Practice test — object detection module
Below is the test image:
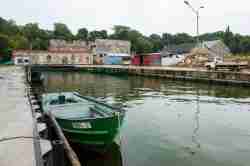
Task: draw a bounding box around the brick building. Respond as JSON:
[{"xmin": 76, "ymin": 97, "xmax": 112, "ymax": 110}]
[{"xmin": 13, "ymin": 40, "xmax": 92, "ymax": 65}]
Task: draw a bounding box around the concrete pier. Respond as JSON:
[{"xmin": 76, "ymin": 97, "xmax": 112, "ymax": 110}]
[{"xmin": 0, "ymin": 66, "xmax": 38, "ymax": 166}]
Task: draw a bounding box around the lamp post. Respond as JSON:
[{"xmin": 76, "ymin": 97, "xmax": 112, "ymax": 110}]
[{"xmin": 184, "ymin": 1, "xmax": 204, "ymax": 46}]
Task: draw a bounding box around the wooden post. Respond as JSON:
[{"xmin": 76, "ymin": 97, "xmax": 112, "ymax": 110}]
[
  {"xmin": 45, "ymin": 111, "xmax": 82, "ymax": 166},
  {"xmin": 52, "ymin": 140, "xmax": 65, "ymax": 166}
]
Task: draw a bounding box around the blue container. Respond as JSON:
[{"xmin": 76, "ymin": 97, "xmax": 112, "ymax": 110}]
[{"xmin": 103, "ymin": 56, "xmax": 123, "ymax": 65}]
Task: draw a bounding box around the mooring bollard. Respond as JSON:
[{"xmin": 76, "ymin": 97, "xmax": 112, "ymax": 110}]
[
  {"xmin": 46, "ymin": 118, "xmax": 54, "ymax": 140},
  {"xmin": 52, "ymin": 140, "xmax": 64, "ymax": 166}
]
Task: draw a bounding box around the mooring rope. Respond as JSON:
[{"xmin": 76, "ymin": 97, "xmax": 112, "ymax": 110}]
[{"xmin": 0, "ymin": 136, "xmax": 41, "ymax": 143}]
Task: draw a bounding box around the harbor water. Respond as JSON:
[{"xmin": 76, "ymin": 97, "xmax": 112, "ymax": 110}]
[{"xmin": 41, "ymin": 71, "xmax": 250, "ymax": 166}]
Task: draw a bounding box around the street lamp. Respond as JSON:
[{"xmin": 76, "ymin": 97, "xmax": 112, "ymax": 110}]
[{"xmin": 184, "ymin": 1, "xmax": 204, "ymax": 46}]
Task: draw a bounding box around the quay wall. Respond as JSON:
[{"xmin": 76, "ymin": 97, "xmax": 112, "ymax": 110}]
[{"xmin": 30, "ymin": 65, "xmax": 250, "ymax": 86}]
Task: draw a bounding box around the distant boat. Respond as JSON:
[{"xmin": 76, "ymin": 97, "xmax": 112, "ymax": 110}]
[{"xmin": 42, "ymin": 92, "xmax": 126, "ymax": 147}]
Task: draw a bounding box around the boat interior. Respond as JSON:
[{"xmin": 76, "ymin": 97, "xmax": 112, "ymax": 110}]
[
  {"xmin": 43, "ymin": 93, "xmax": 116, "ymax": 119},
  {"xmin": 49, "ymin": 95, "xmax": 79, "ymax": 105}
]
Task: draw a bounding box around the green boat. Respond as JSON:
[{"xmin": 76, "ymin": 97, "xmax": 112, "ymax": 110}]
[{"xmin": 42, "ymin": 92, "xmax": 126, "ymax": 147}]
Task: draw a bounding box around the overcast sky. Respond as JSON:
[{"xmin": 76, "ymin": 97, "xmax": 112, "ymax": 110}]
[{"xmin": 1, "ymin": 0, "xmax": 250, "ymax": 36}]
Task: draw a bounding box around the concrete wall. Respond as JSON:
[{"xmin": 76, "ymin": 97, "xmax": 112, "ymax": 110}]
[
  {"xmin": 95, "ymin": 39, "xmax": 131, "ymax": 54},
  {"xmin": 49, "ymin": 39, "xmax": 90, "ymax": 52}
]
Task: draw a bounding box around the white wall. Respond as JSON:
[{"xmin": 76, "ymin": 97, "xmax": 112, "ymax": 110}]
[{"xmin": 162, "ymin": 54, "xmax": 186, "ymax": 66}]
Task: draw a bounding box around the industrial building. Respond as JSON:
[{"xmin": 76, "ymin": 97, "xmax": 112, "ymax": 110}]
[{"xmin": 92, "ymin": 39, "xmax": 131, "ymax": 65}]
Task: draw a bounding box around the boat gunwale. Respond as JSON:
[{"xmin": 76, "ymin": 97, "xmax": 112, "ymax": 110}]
[
  {"xmin": 53, "ymin": 111, "xmax": 125, "ymax": 121},
  {"xmin": 42, "ymin": 91, "xmax": 126, "ymax": 121},
  {"xmin": 73, "ymin": 92, "xmax": 126, "ymax": 113}
]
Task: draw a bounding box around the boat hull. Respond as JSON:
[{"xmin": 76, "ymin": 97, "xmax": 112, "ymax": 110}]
[{"xmin": 56, "ymin": 114, "xmax": 125, "ymax": 146}]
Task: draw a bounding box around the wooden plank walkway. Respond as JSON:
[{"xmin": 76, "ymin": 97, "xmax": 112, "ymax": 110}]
[{"xmin": 0, "ymin": 66, "xmax": 36, "ymax": 166}]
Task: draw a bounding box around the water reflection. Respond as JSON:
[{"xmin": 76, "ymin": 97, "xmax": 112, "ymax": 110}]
[
  {"xmin": 40, "ymin": 71, "xmax": 250, "ymax": 166},
  {"xmin": 72, "ymin": 143, "xmax": 123, "ymax": 166},
  {"xmin": 192, "ymin": 89, "xmax": 201, "ymax": 151},
  {"xmin": 42, "ymin": 71, "xmax": 250, "ymax": 101}
]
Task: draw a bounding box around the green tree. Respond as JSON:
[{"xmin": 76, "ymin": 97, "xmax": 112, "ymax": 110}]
[
  {"xmin": 149, "ymin": 34, "xmax": 163, "ymax": 52},
  {"xmin": 0, "ymin": 34, "xmax": 9, "ymax": 52},
  {"xmin": 199, "ymin": 31, "xmax": 224, "ymax": 42},
  {"xmin": 162, "ymin": 33, "xmax": 195, "ymax": 46},
  {"xmin": 224, "ymin": 26, "xmax": 233, "ymax": 44},
  {"xmin": 0, "ymin": 17, "xmax": 8, "ymax": 33},
  {"xmin": 162, "ymin": 33, "xmax": 174, "ymax": 47},
  {"xmin": 232, "ymin": 34, "xmax": 242, "ymax": 53},
  {"xmin": 0, "ymin": 34, "xmax": 11, "ymax": 61},
  {"xmin": 76, "ymin": 28, "xmax": 88, "ymax": 40},
  {"xmin": 173, "ymin": 33, "xmax": 195, "ymax": 44},
  {"xmin": 38, "ymin": 30, "xmax": 53, "ymax": 50},
  {"xmin": 0, "ymin": 18, "xmax": 19, "ymax": 36},
  {"xmin": 136, "ymin": 36, "xmax": 153, "ymax": 53},
  {"xmin": 240, "ymin": 37, "xmax": 250, "ymax": 53},
  {"xmin": 88, "ymin": 30, "xmax": 108, "ymax": 41},
  {"xmin": 99, "ymin": 30, "xmax": 108, "ymax": 39},
  {"xmin": 110, "ymin": 26, "xmax": 154, "ymax": 53},
  {"xmin": 21, "ymin": 23, "xmax": 42, "ymax": 49},
  {"xmin": 110, "ymin": 25, "xmax": 130, "ymax": 40},
  {"xmin": 223, "ymin": 26, "xmax": 234, "ymax": 52},
  {"xmin": 9, "ymin": 35, "xmax": 29, "ymax": 49},
  {"xmin": 126, "ymin": 30, "xmax": 142, "ymax": 52},
  {"xmin": 54, "ymin": 23, "xmax": 73, "ymax": 41}
]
